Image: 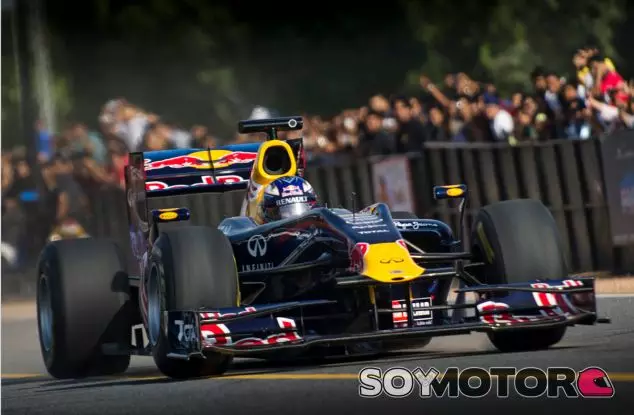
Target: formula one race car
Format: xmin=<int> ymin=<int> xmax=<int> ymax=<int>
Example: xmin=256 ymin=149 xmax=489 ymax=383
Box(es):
xmin=36 ymin=116 xmax=606 ymax=379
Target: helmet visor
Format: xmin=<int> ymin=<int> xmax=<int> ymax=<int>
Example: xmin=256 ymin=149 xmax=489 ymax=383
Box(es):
xmin=278 ymin=202 xmax=312 ymax=219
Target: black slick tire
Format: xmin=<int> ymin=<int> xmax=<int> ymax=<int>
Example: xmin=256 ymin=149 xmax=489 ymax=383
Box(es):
xmin=471 ymin=199 xmax=568 ymax=352
xmin=148 ymin=226 xmax=238 ymax=379
xmin=37 ymin=238 xmax=131 ymax=379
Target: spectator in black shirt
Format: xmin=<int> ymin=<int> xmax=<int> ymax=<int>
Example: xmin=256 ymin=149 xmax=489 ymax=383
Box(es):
xmin=3 ymin=156 xmax=42 ymax=264
xmin=358 ymin=110 xmax=396 ymax=156
xmin=3 ymin=156 xmax=38 ymax=204
xmin=393 ymin=96 xmax=427 ymax=153
xmin=531 ymin=66 xmax=548 ymax=97
xmin=442 ymin=73 xmax=459 ymax=101
xmin=423 ymin=106 xmax=448 ymax=141
xmin=50 ymin=152 xmax=89 ymax=231
xmin=560 ymin=82 xmax=593 ymax=139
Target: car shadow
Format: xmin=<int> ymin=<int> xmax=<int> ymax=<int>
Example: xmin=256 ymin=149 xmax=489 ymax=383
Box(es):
xmin=31 ymin=344 xmax=582 ymax=392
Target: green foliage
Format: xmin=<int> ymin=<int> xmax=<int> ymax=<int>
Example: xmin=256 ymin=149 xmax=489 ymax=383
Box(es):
xmin=15 ymin=0 xmax=628 ymax=141
xmin=402 ymin=0 xmax=627 ymax=95
xmin=2 ymin=54 xmax=21 ymax=148
xmin=51 ymin=75 xmax=73 ymax=122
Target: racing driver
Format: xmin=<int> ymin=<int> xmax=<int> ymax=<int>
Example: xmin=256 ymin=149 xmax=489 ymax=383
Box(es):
xmin=258 ymin=176 xmax=318 ymax=223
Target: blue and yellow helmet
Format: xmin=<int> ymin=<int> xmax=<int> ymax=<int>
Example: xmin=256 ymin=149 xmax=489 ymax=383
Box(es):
xmin=260 ymin=176 xmax=318 ymax=222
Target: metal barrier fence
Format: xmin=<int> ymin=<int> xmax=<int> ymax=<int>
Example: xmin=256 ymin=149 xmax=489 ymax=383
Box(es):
xmin=93 ymin=138 xmax=634 ymax=274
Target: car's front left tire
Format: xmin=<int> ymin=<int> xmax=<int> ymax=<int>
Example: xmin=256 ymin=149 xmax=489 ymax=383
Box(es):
xmin=148 ymin=226 xmax=239 ymax=379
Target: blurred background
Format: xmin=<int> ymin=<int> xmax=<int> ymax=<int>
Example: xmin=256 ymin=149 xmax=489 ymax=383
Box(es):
xmin=2 ymin=0 xmax=634 ymax=294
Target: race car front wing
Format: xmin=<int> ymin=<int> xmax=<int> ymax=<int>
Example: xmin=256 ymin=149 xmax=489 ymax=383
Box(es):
xmin=164 ymin=277 xmax=603 ymax=359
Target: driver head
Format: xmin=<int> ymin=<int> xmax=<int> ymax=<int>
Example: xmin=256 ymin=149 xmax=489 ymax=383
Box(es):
xmin=260 ymin=176 xmax=318 ymax=223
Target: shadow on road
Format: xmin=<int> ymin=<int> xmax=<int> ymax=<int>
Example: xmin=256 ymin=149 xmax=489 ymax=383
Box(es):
xmin=21 ymin=345 xmax=581 ymax=392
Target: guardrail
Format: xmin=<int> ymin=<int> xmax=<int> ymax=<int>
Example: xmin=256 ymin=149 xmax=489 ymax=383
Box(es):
xmin=88 ymin=136 xmax=634 ymax=274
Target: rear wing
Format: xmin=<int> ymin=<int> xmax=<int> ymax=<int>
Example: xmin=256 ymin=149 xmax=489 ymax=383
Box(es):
xmin=123 ymin=117 xmax=305 ymax=275
xmin=127 ymin=137 xmax=305 ymax=199
xmin=134 ymin=143 xmax=258 ymax=198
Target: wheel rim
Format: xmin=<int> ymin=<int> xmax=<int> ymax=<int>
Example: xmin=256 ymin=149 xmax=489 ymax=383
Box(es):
xmin=147 ymin=265 xmax=161 ymax=346
xmin=38 ymin=275 xmax=53 ymax=352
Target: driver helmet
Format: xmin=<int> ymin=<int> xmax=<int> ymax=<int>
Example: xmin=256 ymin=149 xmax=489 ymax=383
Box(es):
xmin=260 ymin=176 xmax=318 ymax=223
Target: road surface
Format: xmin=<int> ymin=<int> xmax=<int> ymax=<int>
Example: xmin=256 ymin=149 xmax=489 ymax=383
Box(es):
xmin=2 ymin=296 xmax=633 ymax=415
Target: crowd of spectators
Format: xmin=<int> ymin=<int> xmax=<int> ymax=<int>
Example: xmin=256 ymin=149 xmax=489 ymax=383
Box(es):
xmin=2 ymin=46 xmax=633 ymax=270
xmin=302 ymin=47 xmax=634 ymax=159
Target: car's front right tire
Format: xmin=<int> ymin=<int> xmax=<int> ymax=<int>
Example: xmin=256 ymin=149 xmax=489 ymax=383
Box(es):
xmin=471 ymin=199 xmax=569 ymax=352
xmin=37 ymin=239 xmax=132 ymax=379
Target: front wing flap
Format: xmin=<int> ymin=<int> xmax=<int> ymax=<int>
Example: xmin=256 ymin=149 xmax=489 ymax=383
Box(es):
xmin=165 ymin=278 xmax=599 ymax=359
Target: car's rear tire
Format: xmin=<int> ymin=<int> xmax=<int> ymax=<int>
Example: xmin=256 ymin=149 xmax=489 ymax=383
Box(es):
xmin=148 ymin=226 xmax=238 ymax=379
xmin=471 ymin=199 xmax=568 ymax=352
xmin=37 ymin=239 xmax=132 ymax=379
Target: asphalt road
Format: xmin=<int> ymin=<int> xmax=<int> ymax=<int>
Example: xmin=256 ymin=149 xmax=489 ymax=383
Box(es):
xmin=2 ymin=296 xmax=634 ymax=415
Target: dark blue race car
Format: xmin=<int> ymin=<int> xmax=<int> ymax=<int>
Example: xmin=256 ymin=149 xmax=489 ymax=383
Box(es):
xmin=36 ymin=116 xmax=607 ymax=379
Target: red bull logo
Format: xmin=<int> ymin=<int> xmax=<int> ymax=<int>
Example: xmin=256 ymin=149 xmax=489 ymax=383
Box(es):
xmin=144 ymin=150 xmax=257 ymax=171
xmin=349 ymin=242 xmax=370 ymax=273
xmin=145 ymin=175 xmax=246 ymax=191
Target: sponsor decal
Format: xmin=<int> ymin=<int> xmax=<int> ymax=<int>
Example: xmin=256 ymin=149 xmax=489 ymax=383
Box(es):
xmin=477 ymin=301 xmax=543 ymax=324
xmin=530 ymin=283 xmax=562 ymax=317
xmin=232 ymin=331 xmax=301 ymax=347
xmin=247 ymin=234 xmax=267 ymax=257
xmin=158 ymin=211 xmax=178 ymax=221
xmin=281 ymin=185 xmax=303 ymax=197
xmin=339 ymin=213 xmax=383 ymax=224
xmin=349 ymin=242 xmax=370 ymax=272
xmin=346 ymin=217 xmax=383 ymax=223
xmin=272 ymin=225 xmax=320 ymax=244
xmin=358 ymin=366 xmax=615 ymax=398
xmin=353 ymin=220 xmax=384 ymax=225
xmin=174 ymin=319 xmax=197 ymax=343
xmin=351 ymin=224 xmax=387 ymax=230
xmin=532 ymin=280 xmax=584 ymax=290
xmin=201 ymin=323 xmax=232 ymax=345
xmin=346 ymin=213 xmax=390 ymax=234
xmin=276 ymin=196 xmax=308 ymax=206
xmin=394 ymin=220 xmax=436 ymax=230
xmin=392 ymin=297 xmax=433 ymax=328
xmin=475 ymin=289 xmax=583 ymax=325
xmin=146 ymin=175 xmax=245 ymax=191
xmin=241 ymin=262 xmax=274 ymax=272
xmin=529 ymin=280 xmax=585 ymax=317
xmin=144 ymin=150 xmax=256 ymax=171
xmin=200 ymin=316 xmax=301 ymax=346
xmin=380 ymin=258 xmax=404 ymax=264
xmin=200 ymin=306 xmax=257 ymax=320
